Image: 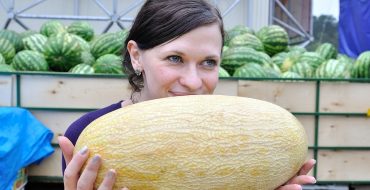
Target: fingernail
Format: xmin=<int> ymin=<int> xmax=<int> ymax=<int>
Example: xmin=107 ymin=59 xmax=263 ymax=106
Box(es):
xmin=92 ymin=154 xmax=101 ymax=163
xmin=107 ymin=169 xmax=116 ymax=179
xmin=312 ymin=159 xmax=317 ymax=164
xmin=122 ymin=187 xmax=129 ymax=190
xmin=297 ymin=185 xmax=302 ymax=190
xmin=79 ymin=146 xmax=88 ymax=155
xmin=308 ymin=176 xmax=317 ymax=183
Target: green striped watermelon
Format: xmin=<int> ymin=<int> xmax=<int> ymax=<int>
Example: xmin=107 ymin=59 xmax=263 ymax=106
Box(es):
xmin=271 ymin=52 xmax=288 ymax=68
xmin=315 ymin=43 xmax=337 ymax=60
xmin=221 ymin=46 xmax=271 ymax=75
xmin=93 ymin=54 xmax=123 ymax=74
xmin=22 ymin=33 xmax=48 ymax=53
xmin=81 ymin=51 xmax=95 ymax=65
xmin=40 ymin=20 xmax=66 ymax=37
xmin=263 ymin=62 xmax=281 ymax=78
xmin=67 ymin=21 xmax=94 ymax=41
xmin=280 ymin=51 xmax=302 ymax=72
xmin=222 ymin=46 xmax=229 ymax=55
xmin=0 ymin=29 xmax=23 ymax=52
xmin=229 ymin=33 xmax=264 ymax=51
xmin=20 ymin=30 xmax=39 ymax=39
xmin=256 ymin=25 xmax=289 ymax=56
xmin=70 ymin=34 xmax=90 ymax=51
xmin=297 ymin=52 xmax=325 ymax=69
xmin=0 ymin=63 xmax=15 ymax=72
xmin=43 ymin=32 xmax=83 ymax=71
xmin=281 ymin=71 xmax=302 ymax=79
xmin=289 ymin=61 xmax=314 ymax=78
xmin=0 ymin=38 xmax=16 ymax=64
xmin=225 ymin=25 xmax=254 ymax=46
xmin=90 ymin=30 xmax=128 ymax=59
xmin=0 ymin=54 xmax=5 ymax=65
xmin=12 ymin=50 xmax=48 ymax=71
xmin=287 ymin=46 xmax=306 ymax=54
xmin=218 ymin=66 xmax=230 ymax=77
xmin=233 ymin=63 xmax=268 ymax=78
xmin=69 ymin=63 xmax=95 ymax=74
xmin=351 ymin=51 xmax=370 ymax=78
xmin=315 ymin=59 xmax=350 ymax=78
xmin=337 ymin=53 xmax=355 ymax=65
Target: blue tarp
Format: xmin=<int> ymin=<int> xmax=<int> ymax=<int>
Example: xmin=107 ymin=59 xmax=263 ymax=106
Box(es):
xmin=0 ymin=107 xmax=54 ymax=190
xmin=339 ymin=0 xmax=370 ymax=58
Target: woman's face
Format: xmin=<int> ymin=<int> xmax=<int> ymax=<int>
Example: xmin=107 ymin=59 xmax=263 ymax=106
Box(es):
xmin=129 ymin=23 xmax=223 ymax=102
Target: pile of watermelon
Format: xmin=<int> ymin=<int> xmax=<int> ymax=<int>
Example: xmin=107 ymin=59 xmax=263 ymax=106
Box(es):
xmin=0 ymin=20 xmax=127 ymax=74
xmin=0 ymin=21 xmax=369 ymax=78
xmin=220 ymin=25 xmax=370 ymax=79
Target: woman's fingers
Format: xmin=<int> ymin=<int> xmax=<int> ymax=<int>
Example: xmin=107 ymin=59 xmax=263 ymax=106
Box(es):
xmin=63 ymin=146 xmax=89 ymax=190
xmin=287 ymin=175 xmax=316 ymax=186
xmin=298 ymin=159 xmax=316 ymax=175
xmin=77 ymin=154 xmax=102 ymax=189
xmin=97 ymin=169 xmax=117 ymax=190
xmin=58 ymin=136 xmax=75 ymax=166
xmin=276 ymin=184 xmax=302 ymax=190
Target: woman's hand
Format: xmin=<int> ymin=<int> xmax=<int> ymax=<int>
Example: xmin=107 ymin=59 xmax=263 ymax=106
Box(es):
xmin=58 ymin=136 xmax=128 ymax=190
xmin=276 ymin=159 xmax=317 ymax=190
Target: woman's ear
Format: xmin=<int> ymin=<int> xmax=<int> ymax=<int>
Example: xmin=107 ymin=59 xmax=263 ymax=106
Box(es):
xmin=127 ymin=40 xmax=142 ymax=71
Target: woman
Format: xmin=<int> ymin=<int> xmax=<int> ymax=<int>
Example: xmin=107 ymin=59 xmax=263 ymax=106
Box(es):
xmin=59 ymin=0 xmax=316 ymax=189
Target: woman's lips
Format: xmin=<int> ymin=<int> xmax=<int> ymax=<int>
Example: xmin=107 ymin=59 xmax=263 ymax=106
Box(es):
xmin=169 ymin=91 xmax=195 ymax=96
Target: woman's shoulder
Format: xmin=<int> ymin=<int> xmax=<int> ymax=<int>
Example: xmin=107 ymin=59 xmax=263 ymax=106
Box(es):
xmin=64 ymin=100 xmax=123 ymax=145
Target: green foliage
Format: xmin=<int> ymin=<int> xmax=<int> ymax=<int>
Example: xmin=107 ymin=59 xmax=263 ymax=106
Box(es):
xmin=306 ymin=15 xmax=338 ymax=51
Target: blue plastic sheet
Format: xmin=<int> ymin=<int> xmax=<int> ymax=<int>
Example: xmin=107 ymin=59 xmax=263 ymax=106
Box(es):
xmin=0 ymin=107 xmax=54 ymax=190
xmin=339 ymin=0 xmax=370 ymax=58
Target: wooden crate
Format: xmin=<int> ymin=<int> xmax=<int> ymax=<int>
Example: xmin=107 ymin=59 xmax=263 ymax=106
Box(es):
xmin=2 ymin=73 xmax=369 ymax=184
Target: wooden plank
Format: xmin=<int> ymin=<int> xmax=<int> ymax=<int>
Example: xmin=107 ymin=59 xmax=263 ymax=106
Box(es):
xmin=20 ymin=75 xmax=131 ymax=109
xmin=30 ymin=111 xmax=88 ymax=143
xmin=0 ymin=75 xmax=14 ymax=106
xmin=297 ymin=115 xmax=315 ymax=147
xmin=320 ymin=82 xmax=370 ymax=113
xmin=317 ymin=150 xmax=370 ymax=181
xmin=28 ymin=148 xmax=62 ymax=177
xmin=318 ymin=116 xmax=370 ymax=146
xmin=238 ymin=80 xmax=316 ymax=112
xmin=307 ymin=149 xmax=314 ymax=176
xmin=214 ymin=79 xmax=238 ymax=96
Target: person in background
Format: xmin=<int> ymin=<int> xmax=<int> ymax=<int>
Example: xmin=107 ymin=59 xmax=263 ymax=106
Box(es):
xmin=59 ymin=0 xmax=317 ymax=189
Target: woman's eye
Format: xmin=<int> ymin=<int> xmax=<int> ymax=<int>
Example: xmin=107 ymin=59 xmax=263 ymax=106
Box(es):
xmin=167 ymin=55 xmax=182 ymax=63
xmin=202 ymin=59 xmax=217 ymax=69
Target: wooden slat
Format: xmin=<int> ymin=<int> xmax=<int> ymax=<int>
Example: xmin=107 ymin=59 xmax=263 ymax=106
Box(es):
xmin=214 ymin=79 xmax=238 ymax=96
xmin=20 ymin=75 xmax=131 ymax=108
xmin=317 ymin=150 xmax=370 ymax=181
xmin=0 ymin=75 xmax=14 ymax=106
xmin=28 ymin=148 xmax=62 ymax=177
xmin=320 ymin=82 xmax=370 ymax=113
xmin=238 ymin=80 xmax=316 ymax=112
xmin=30 ymin=111 xmax=88 ymax=143
xmin=297 ymin=115 xmax=315 ymax=147
xmin=318 ymin=116 xmax=370 ymax=146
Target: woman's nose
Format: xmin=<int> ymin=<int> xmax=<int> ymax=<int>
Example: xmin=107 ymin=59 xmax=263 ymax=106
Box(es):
xmin=179 ymin=66 xmax=202 ymax=91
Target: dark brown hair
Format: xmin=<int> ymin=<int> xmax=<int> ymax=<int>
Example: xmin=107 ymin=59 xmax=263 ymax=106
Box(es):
xmin=122 ymin=0 xmax=225 ymax=99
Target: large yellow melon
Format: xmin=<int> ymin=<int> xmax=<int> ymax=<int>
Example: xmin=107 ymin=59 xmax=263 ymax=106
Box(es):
xmin=74 ymin=95 xmax=308 ymax=190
